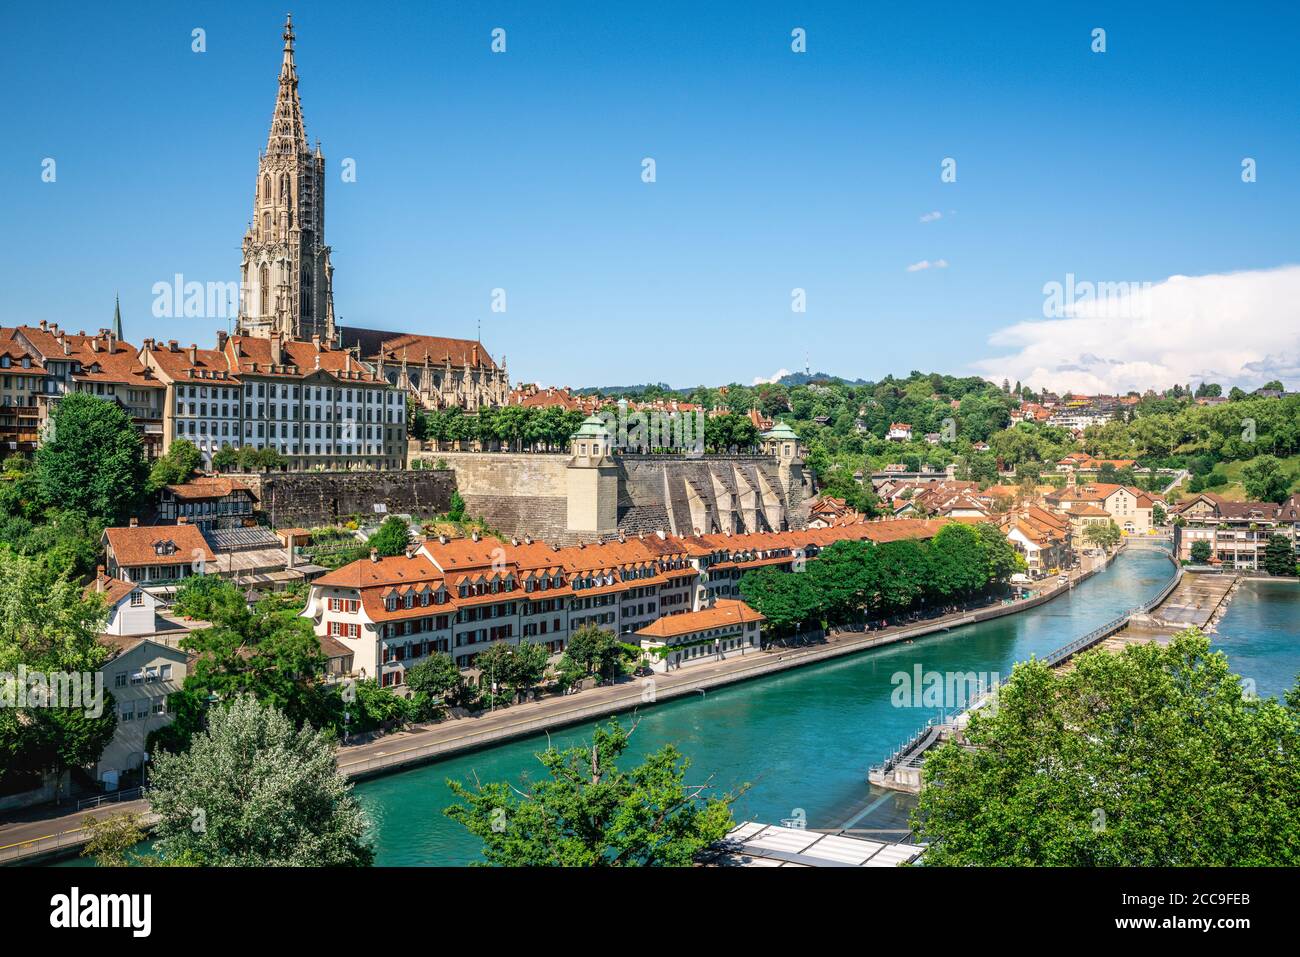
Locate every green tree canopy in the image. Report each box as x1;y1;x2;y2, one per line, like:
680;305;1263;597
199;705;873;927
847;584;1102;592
148;438;202;490
33;392;146;524
368;515;412;557
148;694;374;866
445;718;735;866
914;629;1300;865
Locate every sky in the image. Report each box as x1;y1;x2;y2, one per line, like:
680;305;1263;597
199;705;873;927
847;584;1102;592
1;1;1297;393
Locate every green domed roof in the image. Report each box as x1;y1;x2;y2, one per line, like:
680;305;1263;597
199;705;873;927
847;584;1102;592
761;420;800;441
571;413;613;440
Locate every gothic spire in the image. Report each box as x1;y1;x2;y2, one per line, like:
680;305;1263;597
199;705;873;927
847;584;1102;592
112;294;123;340
267;14;307;153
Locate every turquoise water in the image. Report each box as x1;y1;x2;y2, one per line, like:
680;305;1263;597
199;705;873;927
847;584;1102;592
59;554;1299;867
357;549;1180;865
1210;578;1300;702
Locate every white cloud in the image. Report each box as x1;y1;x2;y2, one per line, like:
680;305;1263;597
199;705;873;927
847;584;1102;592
919;211;943;223
752;368;791;385
907;258;949;272
971;264;1300;392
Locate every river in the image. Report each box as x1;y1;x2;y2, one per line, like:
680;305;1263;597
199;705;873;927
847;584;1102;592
60;549;1300;867
357;548;1189;865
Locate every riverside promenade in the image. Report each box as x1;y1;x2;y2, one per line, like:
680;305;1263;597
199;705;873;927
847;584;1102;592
1;549;1117;865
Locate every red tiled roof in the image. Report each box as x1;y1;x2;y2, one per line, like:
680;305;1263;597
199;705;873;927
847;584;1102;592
635;599;764;639
104;523;215;567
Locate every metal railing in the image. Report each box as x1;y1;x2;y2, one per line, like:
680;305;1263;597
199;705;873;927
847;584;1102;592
76;786;147;812
870;555;1183;777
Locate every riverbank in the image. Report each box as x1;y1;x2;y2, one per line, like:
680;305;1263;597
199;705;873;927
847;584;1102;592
3;551;1120;865
335;547;1119;782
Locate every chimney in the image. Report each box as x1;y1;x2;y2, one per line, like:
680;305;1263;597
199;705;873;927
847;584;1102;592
217;331;228;350
89;338;100;353
189;344;198;363
129;517;139;527
312;334;321;352
168;340;179;352
39;320;48;331
286;532;296;570
370;548;379;563
177;516;188;525
96;564;106;590
524;535;532;545
405;543;416;559
510;537;519;546
471;531;480;542
62;338;71;356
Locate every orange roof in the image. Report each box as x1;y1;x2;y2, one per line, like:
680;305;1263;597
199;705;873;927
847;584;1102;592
84;573;138;607
636;599;764;639
104;523;214;567
165;476;255;501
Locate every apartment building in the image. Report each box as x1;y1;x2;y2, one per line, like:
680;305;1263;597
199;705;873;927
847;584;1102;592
0;336;45;454
1047;482;1156;534
299;518;956;688
1170;492;1300;570
139;331;407;470
2;322;166;458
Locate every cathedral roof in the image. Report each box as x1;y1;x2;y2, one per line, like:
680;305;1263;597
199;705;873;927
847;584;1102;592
336;326;499;370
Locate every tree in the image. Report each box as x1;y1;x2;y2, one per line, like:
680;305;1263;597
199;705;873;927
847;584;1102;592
1152;502;1167;527
1242;455;1292;504
560;624;633;682
737;566;820;634
445;719;735;866
0;552;117;794
148;694;374;866
1262;534;1297;576
913;629;1300;865
1084;520;1122;552
975;521;1023;585
925;523;988;601
33;392;146;524
447;490;466;522
147;438;202;490
81;811;148;867
473;641;553;704
1190;539;1213;564
405;652;463;703
211;445;239;472
368;515;411;557
171;573;247;622
150;582;342;752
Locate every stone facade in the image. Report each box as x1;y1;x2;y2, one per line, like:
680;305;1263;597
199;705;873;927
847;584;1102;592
236;15;336;342
422;450;811;544
231;469;455;528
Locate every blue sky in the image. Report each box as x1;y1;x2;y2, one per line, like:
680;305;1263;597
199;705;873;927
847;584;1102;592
2;1;1297;392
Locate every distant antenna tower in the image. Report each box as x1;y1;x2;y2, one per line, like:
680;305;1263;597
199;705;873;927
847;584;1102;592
805;352;811;377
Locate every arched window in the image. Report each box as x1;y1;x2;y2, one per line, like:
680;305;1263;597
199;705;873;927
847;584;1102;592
300;268;313;317
259;264;270;316
262;175;270;201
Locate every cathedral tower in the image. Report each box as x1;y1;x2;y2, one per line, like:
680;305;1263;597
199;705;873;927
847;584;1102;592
236;15;335;342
